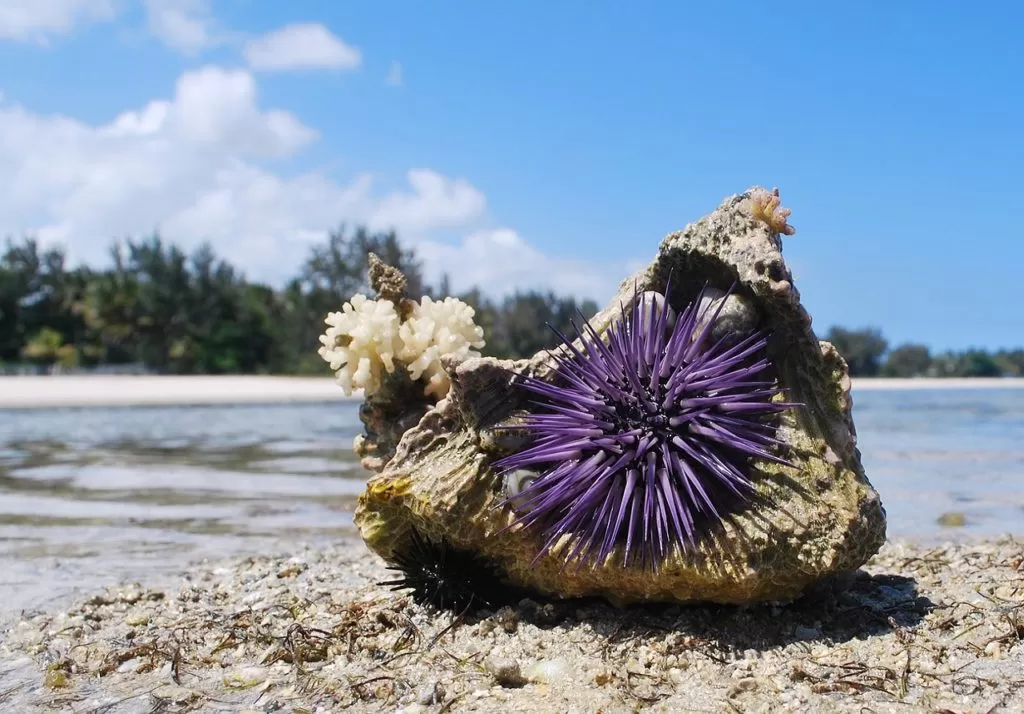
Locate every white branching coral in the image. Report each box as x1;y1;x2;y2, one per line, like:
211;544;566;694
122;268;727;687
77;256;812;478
318;294;402;396
399;296;486;398
318;294;485;399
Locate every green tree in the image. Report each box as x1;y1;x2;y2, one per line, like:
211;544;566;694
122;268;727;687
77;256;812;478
882;343;932;377
484;290;599;359
954;349;1002;377
20;327;79;368
994;349;1024;376
0;237;83;364
825;327;889;376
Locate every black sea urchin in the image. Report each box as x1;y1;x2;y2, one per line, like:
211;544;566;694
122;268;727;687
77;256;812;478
493;285;798;570
379;528;518;612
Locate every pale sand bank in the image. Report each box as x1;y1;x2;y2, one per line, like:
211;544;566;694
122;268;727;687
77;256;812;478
853;377;1024;391
1;375;1023;410
0;375;351;409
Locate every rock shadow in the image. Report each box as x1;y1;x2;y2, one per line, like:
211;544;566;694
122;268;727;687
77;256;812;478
492;569;933;653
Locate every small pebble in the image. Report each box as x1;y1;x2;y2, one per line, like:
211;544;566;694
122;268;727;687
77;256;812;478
415;681;444;705
524;659;574;683
485;657;526;688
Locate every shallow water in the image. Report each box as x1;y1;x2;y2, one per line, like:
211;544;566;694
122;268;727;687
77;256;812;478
0;403;365;616
0;389;1022;616
852;388;1024;540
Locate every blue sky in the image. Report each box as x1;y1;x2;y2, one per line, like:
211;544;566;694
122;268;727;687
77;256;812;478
0;1;1021;351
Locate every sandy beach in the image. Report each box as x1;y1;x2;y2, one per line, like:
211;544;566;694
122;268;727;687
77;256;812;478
2;538;1021;713
0;375;352;409
852;377;1024;391
1;374;1023;410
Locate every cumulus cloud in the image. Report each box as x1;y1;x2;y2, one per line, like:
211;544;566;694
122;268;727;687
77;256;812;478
0;42;635;301
418;229;636;304
0;0;120;43
142;0;223;54
368;170;485;234
0;67;491;281
244;23;361;72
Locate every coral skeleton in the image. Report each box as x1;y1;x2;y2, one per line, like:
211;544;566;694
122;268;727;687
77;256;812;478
318;294;403;396
399;296;486;398
494;286;799;571
319;293;485;399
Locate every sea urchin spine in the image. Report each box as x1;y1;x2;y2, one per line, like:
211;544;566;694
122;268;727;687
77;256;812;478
380;528;520;612
494;285;798;571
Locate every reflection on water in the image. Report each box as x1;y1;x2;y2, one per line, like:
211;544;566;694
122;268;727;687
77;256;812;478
0;403;366;614
1;389;1023;615
854;388;1024;540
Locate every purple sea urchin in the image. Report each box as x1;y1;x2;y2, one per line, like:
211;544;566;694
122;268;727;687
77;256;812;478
494;285;798;571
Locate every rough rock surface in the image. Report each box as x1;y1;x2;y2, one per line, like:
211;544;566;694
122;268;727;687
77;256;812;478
354;187;887;605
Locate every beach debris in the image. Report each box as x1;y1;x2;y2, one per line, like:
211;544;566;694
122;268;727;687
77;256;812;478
485;657;527;688
5;538;1021;713
937;512;967;528
347;186;887;605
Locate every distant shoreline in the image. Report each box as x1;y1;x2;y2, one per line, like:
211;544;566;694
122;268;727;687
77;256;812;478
852;377;1024;390
0;374;1022;409
0;375;351;409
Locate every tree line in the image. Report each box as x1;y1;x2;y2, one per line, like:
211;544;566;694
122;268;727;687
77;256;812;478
2;228;1019;377
0;227;598;375
824;327;1023;378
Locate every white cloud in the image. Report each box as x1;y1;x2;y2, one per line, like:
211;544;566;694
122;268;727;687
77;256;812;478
0;62;632;301
385;61;403;87
143;0;221;54
161;66;317;156
0;67;489;282
368;170;485;234
0;0;120;43
244;23;361;72
418;229;635;304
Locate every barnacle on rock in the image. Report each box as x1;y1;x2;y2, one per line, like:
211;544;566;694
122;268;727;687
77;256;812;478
367;252;409;307
750;187;796;236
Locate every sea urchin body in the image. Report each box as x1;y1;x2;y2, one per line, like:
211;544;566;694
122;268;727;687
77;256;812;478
380;528;519;612
494;285;798;571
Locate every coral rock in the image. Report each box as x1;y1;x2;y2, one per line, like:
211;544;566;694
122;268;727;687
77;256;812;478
353;187;886;606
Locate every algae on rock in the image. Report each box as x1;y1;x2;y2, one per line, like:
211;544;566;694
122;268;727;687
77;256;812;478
352;187;887;606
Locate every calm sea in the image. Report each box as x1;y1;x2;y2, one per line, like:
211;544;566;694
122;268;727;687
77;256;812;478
0;389;1021;614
